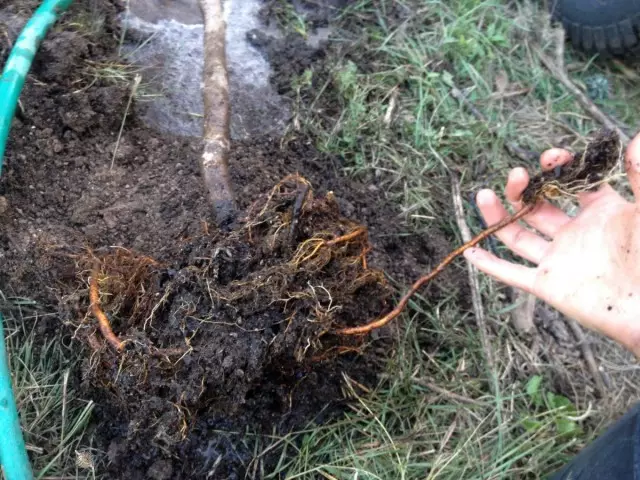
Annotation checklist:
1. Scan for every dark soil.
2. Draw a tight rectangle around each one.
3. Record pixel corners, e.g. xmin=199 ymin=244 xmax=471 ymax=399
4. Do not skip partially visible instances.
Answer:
xmin=0 ymin=1 xmax=438 ymax=479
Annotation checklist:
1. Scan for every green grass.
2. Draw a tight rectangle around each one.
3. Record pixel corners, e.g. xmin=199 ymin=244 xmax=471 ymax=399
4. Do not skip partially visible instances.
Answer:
xmin=259 ymin=301 xmax=593 ymax=479
xmin=1 ymin=295 xmax=96 ymax=479
xmin=262 ymin=0 xmax=640 ymax=478
xmin=265 ymin=0 xmax=310 ymax=37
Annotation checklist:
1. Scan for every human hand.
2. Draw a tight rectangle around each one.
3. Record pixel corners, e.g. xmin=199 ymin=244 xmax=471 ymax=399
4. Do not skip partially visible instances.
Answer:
xmin=464 ymin=133 xmax=640 ymax=356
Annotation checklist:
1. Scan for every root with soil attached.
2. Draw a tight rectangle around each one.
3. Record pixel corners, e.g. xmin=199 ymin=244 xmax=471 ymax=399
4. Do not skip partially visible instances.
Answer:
xmin=71 ymin=174 xmax=390 ymax=373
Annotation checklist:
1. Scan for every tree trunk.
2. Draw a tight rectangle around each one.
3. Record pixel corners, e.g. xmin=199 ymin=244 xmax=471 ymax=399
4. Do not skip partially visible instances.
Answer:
xmin=199 ymin=0 xmax=235 ymax=226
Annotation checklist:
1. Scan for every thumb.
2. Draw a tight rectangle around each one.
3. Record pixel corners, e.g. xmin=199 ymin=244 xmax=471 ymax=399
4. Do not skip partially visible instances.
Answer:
xmin=625 ymin=132 xmax=640 ymax=200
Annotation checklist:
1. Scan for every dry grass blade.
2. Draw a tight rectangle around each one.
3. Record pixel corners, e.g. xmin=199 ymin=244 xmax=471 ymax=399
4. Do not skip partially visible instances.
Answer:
xmin=535 ymin=48 xmax=630 ymax=145
xmin=566 ymin=318 xmax=608 ymax=396
xmin=413 ymin=378 xmax=484 ymax=406
xmin=451 ymin=178 xmax=496 ymax=383
xmin=111 ymin=74 xmax=141 ymax=170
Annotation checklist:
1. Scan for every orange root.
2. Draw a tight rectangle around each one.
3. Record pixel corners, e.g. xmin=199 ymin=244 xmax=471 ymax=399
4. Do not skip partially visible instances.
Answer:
xmin=337 ymin=205 xmax=535 ymax=335
xmin=326 ymin=227 xmax=366 ymax=246
xmin=89 ymin=265 xmax=125 ymax=351
xmin=360 ymin=246 xmax=372 ymax=270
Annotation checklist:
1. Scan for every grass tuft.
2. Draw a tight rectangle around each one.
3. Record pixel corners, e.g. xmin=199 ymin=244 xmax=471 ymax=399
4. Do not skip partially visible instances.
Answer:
xmin=0 ymin=293 xmax=95 ymax=479
xmin=264 ymin=0 xmax=310 ymax=37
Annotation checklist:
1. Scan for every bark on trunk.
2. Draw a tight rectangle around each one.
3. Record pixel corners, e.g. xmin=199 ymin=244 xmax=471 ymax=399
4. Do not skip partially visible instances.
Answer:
xmin=199 ymin=0 xmax=235 ymax=226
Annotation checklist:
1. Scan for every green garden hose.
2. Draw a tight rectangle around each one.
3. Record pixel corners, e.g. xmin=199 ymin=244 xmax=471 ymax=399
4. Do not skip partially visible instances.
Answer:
xmin=0 ymin=1 xmax=74 ymax=479
xmin=0 ymin=313 xmax=31 ymax=480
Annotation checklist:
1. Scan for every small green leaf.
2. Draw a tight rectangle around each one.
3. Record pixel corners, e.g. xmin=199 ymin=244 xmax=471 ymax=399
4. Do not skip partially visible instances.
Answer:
xmin=555 ymin=417 xmax=580 ymax=437
xmin=548 ymin=393 xmax=574 ymax=411
xmin=441 ymin=70 xmax=453 ymax=87
xmin=526 ymin=375 xmax=543 ymax=399
xmin=301 ymin=69 xmax=313 ymax=85
xmin=522 ymin=417 xmax=543 ymax=432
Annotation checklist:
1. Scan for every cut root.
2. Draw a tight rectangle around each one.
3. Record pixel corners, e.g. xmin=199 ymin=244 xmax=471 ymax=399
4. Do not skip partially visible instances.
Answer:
xmin=89 ymin=264 xmax=124 ymax=351
xmin=326 ymin=227 xmax=366 ymax=246
xmin=291 ymin=226 xmax=369 ymax=269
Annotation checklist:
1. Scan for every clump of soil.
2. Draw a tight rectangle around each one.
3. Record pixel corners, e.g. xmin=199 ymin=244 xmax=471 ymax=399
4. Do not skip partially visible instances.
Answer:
xmin=63 ymin=174 xmax=390 ymax=478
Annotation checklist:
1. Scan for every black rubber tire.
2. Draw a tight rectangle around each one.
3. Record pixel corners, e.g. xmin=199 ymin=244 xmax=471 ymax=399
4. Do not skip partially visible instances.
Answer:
xmin=550 ymin=0 xmax=640 ymax=56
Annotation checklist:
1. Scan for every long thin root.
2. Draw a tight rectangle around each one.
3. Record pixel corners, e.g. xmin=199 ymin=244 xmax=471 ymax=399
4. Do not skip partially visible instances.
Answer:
xmin=338 ymin=205 xmax=535 ymax=335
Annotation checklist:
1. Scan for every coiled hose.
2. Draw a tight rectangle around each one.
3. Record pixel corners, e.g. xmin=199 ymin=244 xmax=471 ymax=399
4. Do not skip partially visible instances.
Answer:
xmin=0 ymin=1 xmax=73 ymax=479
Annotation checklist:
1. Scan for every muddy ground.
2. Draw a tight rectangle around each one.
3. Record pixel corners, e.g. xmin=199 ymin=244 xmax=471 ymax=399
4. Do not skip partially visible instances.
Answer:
xmin=0 ymin=1 xmax=444 ymax=478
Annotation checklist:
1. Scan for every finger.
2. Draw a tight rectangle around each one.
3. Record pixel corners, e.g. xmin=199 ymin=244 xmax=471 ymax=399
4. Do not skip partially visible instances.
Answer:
xmin=464 ymin=247 xmax=537 ymax=292
xmin=504 ymin=167 xmax=529 ymax=205
xmin=503 ymin=168 xmax=571 ymax=237
xmin=540 ymin=148 xmax=574 ymax=171
xmin=476 ymin=189 xmax=549 ymax=263
xmin=625 ymin=132 xmax=640 ymax=200
xmin=577 ymin=184 xmax=619 ymax=209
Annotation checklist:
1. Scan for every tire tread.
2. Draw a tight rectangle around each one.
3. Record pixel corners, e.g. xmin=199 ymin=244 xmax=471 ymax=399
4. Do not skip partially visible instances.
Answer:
xmin=561 ymin=13 xmax=640 ymax=57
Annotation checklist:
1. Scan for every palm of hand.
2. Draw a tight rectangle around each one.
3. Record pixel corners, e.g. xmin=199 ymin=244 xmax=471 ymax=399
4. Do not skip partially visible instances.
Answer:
xmin=465 ymin=140 xmax=640 ymax=355
xmin=534 ymin=193 xmax=640 ymax=348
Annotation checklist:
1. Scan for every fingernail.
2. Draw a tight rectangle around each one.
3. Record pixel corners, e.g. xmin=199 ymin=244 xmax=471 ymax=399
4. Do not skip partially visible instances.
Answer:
xmin=476 ymin=189 xmax=494 ymax=206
